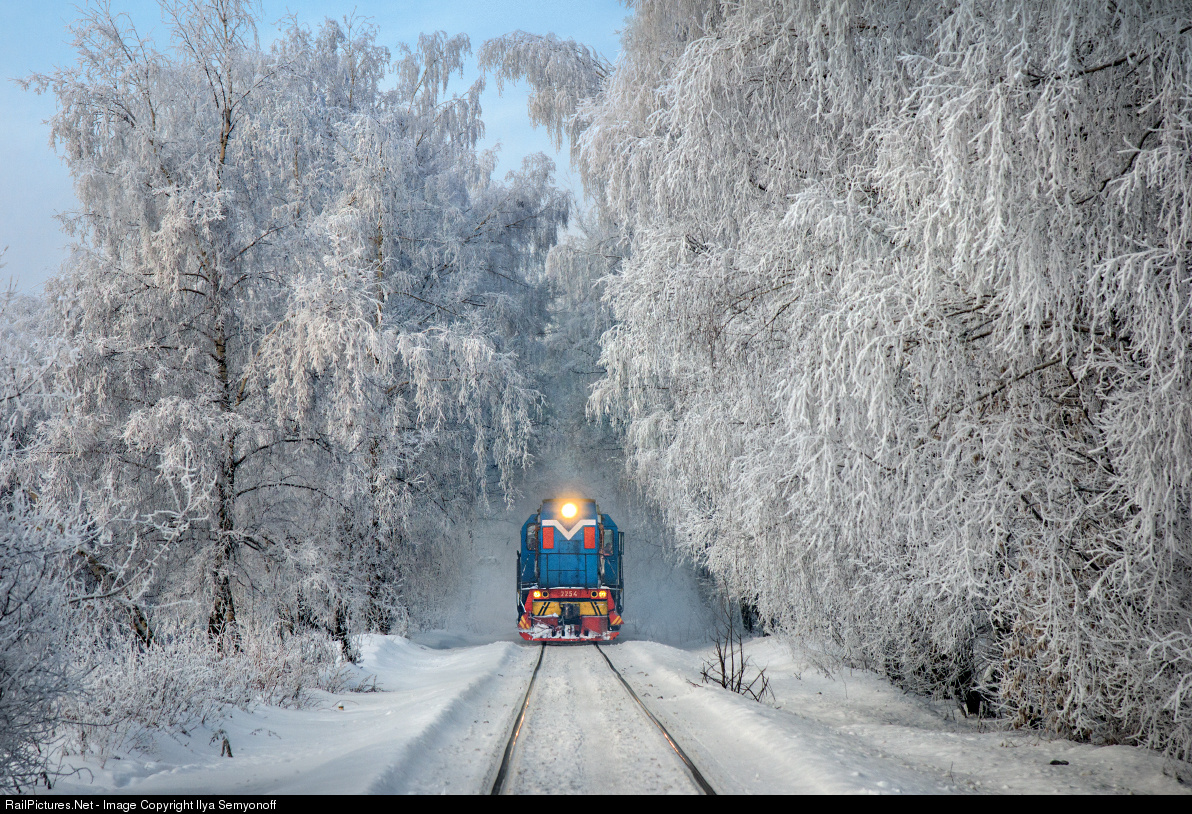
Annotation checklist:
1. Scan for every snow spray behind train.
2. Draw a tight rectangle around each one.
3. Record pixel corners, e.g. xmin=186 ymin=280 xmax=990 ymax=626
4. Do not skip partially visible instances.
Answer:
xmin=516 ymin=498 xmax=624 ymax=641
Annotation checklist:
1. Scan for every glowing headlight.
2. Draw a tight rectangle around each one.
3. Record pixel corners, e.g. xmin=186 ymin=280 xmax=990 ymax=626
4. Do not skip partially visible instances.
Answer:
xmin=561 ymin=502 xmax=577 ymax=518
xmin=533 ymin=590 xmax=543 ymax=598
xmin=598 ymin=590 xmax=607 ymax=598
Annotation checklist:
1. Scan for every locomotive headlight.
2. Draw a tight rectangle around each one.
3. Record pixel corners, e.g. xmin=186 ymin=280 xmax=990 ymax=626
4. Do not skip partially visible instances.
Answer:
xmin=533 ymin=590 xmax=543 ymax=598
xmin=561 ymin=502 xmax=577 ymax=519
xmin=598 ymin=590 xmax=607 ymax=598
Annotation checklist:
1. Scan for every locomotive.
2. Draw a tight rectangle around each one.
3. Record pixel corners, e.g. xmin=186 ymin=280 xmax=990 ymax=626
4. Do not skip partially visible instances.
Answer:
xmin=516 ymin=497 xmax=624 ymax=641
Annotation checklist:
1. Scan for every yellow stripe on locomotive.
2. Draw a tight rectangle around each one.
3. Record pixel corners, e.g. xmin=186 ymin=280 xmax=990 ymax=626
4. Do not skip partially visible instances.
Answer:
xmin=531 ymin=600 xmax=608 ymax=617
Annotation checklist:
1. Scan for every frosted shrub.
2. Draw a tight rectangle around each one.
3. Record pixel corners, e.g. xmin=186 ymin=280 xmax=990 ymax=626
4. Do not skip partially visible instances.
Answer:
xmin=0 ymin=497 xmax=75 ymax=792
xmin=0 ymin=274 xmax=79 ymax=792
xmin=60 ymin=622 xmax=345 ymax=761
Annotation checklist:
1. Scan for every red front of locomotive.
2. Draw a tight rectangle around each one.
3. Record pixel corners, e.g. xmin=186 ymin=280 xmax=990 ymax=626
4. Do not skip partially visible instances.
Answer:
xmin=518 ymin=586 xmax=623 ymax=642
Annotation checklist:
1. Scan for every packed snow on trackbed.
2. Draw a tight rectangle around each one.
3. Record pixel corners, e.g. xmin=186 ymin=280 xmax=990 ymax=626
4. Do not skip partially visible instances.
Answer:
xmin=502 ymin=645 xmax=699 ymax=795
xmin=50 ymin=633 xmax=1190 ymax=795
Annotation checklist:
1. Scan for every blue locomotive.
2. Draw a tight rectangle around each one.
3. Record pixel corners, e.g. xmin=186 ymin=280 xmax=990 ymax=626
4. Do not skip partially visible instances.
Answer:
xmin=517 ymin=497 xmax=624 ymax=641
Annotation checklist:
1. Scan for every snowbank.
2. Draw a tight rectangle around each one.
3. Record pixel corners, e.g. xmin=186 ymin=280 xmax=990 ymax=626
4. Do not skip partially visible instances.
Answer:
xmin=50 ymin=633 xmax=1191 ymax=795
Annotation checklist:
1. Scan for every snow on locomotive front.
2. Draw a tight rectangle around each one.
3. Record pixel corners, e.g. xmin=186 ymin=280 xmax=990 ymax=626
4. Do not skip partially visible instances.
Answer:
xmin=516 ymin=497 xmax=624 ymax=641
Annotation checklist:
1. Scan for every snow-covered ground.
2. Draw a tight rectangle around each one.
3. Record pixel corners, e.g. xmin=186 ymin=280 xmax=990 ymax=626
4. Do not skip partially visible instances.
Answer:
xmin=50 ymin=635 xmax=537 ymax=794
xmin=503 ymin=645 xmax=699 ymax=794
xmin=607 ymin=638 xmax=1191 ymax=794
xmin=49 ymin=633 xmax=1190 ymax=795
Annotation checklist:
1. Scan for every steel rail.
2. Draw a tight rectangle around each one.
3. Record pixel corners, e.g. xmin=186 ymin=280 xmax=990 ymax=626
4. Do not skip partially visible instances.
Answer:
xmin=490 ymin=643 xmax=545 ymax=795
xmin=594 ymin=644 xmax=717 ymax=795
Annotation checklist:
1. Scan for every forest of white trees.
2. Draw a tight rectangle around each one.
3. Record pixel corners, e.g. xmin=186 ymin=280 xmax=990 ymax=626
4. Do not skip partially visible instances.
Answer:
xmin=3 ymin=0 xmax=568 ymax=789
xmin=3 ymin=0 xmax=1192 ymax=791
xmin=487 ymin=0 xmax=1192 ymax=762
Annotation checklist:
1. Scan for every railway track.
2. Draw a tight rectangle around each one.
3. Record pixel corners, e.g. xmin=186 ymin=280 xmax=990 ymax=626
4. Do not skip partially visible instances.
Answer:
xmin=490 ymin=643 xmax=716 ymax=795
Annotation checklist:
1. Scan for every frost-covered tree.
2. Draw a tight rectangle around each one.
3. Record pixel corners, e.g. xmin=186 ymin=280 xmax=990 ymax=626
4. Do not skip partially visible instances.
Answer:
xmin=0 ymin=288 xmax=77 ymax=792
xmin=29 ymin=0 xmax=565 ymax=646
xmin=487 ymin=0 xmax=1192 ymax=757
xmin=479 ymin=31 xmax=609 ymax=162
xmin=272 ymin=26 xmax=567 ymax=634
xmin=30 ymin=0 xmax=347 ymax=644
xmin=478 ymin=32 xmax=624 ymax=450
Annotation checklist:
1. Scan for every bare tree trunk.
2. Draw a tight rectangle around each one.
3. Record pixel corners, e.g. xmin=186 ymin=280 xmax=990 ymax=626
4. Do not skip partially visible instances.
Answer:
xmin=209 ymin=321 xmax=240 ymax=649
xmin=75 ymin=549 xmax=155 ymax=647
xmin=208 ymin=534 xmax=238 ymax=647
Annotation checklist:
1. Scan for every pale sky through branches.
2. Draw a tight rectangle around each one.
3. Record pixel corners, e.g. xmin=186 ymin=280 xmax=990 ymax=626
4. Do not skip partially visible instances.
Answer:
xmin=0 ymin=0 xmax=626 ymax=294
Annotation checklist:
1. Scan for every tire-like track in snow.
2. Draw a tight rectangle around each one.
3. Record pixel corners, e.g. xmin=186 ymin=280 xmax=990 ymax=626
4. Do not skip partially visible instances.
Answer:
xmin=490 ymin=644 xmax=716 ymax=795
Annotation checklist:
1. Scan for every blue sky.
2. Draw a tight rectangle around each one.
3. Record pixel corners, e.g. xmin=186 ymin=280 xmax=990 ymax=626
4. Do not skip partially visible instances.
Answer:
xmin=1 ymin=1 xmax=628 ymax=294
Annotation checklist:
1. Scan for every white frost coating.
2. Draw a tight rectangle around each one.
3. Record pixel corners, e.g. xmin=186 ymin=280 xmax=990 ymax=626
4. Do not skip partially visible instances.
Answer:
xmin=0 ymin=291 xmax=83 ymax=792
xmin=478 ymin=31 xmax=610 ymax=160
xmin=485 ymin=0 xmax=1192 ymax=759
xmin=26 ymin=1 xmax=567 ymax=647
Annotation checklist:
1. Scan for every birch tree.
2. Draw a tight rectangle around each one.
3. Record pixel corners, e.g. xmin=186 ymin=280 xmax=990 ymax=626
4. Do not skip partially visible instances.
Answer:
xmin=31 ymin=0 xmax=564 ymax=646
xmin=267 ymin=27 xmax=567 ymax=634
